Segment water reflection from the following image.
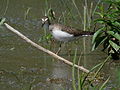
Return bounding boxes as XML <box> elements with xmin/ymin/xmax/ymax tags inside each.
<box><xmin>0</xmin><ymin>0</ymin><xmax>120</xmax><ymax>90</ymax></box>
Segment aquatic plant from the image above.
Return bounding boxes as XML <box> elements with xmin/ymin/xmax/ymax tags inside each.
<box><xmin>72</xmin><ymin>49</ymin><xmax>110</xmax><ymax>90</ymax></box>
<box><xmin>92</xmin><ymin>0</ymin><xmax>120</xmax><ymax>60</ymax></box>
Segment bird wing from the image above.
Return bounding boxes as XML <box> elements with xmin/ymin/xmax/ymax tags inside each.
<box><xmin>56</xmin><ymin>24</ymin><xmax>94</xmax><ymax>36</ymax></box>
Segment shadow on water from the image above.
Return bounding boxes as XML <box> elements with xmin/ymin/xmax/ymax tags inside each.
<box><xmin>0</xmin><ymin>0</ymin><xmax>120</xmax><ymax>90</ymax></box>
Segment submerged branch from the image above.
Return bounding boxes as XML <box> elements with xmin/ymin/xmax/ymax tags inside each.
<box><xmin>4</xmin><ymin>23</ymin><xmax>90</xmax><ymax>73</ymax></box>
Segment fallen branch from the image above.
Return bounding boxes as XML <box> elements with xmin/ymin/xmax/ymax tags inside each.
<box><xmin>4</xmin><ymin>23</ymin><xmax>90</xmax><ymax>73</ymax></box>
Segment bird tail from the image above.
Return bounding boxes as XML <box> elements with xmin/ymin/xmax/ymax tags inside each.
<box><xmin>74</xmin><ymin>31</ymin><xmax>94</xmax><ymax>37</ymax></box>
<box><xmin>81</xmin><ymin>31</ymin><xmax>94</xmax><ymax>36</ymax></box>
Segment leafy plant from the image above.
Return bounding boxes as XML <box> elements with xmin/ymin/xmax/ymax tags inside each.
<box><xmin>92</xmin><ymin>0</ymin><xmax>120</xmax><ymax>60</ymax></box>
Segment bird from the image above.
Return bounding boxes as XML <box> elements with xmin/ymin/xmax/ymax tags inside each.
<box><xmin>41</xmin><ymin>16</ymin><xmax>94</xmax><ymax>42</ymax></box>
<box><xmin>41</xmin><ymin>16</ymin><xmax>94</xmax><ymax>54</ymax></box>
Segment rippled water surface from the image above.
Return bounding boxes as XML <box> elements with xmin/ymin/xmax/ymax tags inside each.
<box><xmin>0</xmin><ymin>0</ymin><xmax>120</xmax><ymax>90</ymax></box>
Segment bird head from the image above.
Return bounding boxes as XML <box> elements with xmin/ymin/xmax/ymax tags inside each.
<box><xmin>41</xmin><ymin>16</ymin><xmax>50</xmax><ymax>27</ymax></box>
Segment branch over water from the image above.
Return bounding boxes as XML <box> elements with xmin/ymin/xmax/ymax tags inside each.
<box><xmin>4</xmin><ymin>23</ymin><xmax>90</xmax><ymax>73</ymax></box>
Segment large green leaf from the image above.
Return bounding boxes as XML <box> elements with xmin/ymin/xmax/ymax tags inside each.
<box><xmin>112</xmin><ymin>21</ymin><xmax>120</xmax><ymax>27</ymax></box>
<box><xmin>92</xmin><ymin>36</ymin><xmax>107</xmax><ymax>51</ymax></box>
<box><xmin>94</xmin><ymin>18</ymin><xmax>106</xmax><ymax>24</ymax></box>
<box><xmin>109</xmin><ymin>40</ymin><xmax>120</xmax><ymax>51</ymax></box>
<box><xmin>95</xmin><ymin>12</ymin><xmax>104</xmax><ymax>18</ymax></box>
<box><xmin>92</xmin><ymin>27</ymin><xmax>104</xmax><ymax>44</ymax></box>
<box><xmin>107</xmin><ymin>31</ymin><xmax>120</xmax><ymax>41</ymax></box>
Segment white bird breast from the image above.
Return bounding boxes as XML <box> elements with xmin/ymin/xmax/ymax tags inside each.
<box><xmin>51</xmin><ymin>29</ymin><xmax>74</xmax><ymax>42</ymax></box>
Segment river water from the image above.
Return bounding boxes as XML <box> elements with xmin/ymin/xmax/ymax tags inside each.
<box><xmin>0</xmin><ymin>0</ymin><xmax>120</xmax><ymax>90</ymax></box>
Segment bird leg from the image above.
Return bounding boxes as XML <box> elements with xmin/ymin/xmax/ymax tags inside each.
<box><xmin>56</xmin><ymin>42</ymin><xmax>62</xmax><ymax>55</ymax></box>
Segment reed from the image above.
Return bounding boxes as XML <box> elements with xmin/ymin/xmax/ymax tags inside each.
<box><xmin>2</xmin><ymin>0</ymin><xmax>9</xmax><ymax>17</ymax></box>
<box><xmin>72</xmin><ymin>54</ymin><xmax>110</xmax><ymax>90</ymax></box>
<box><xmin>72</xmin><ymin>48</ymin><xmax>77</xmax><ymax>90</ymax></box>
<box><xmin>24</xmin><ymin>7</ymin><xmax>31</xmax><ymax>20</ymax></box>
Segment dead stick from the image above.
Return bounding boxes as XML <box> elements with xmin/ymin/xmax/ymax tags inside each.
<box><xmin>4</xmin><ymin>23</ymin><xmax>90</xmax><ymax>73</ymax></box>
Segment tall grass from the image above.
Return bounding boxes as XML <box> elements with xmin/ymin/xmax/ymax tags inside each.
<box><xmin>58</xmin><ymin>0</ymin><xmax>98</xmax><ymax>31</ymax></box>
<box><xmin>3</xmin><ymin>0</ymin><xmax>9</xmax><ymax>17</ymax></box>
<box><xmin>43</xmin><ymin>0</ymin><xmax>101</xmax><ymax>31</ymax></box>
<box><xmin>24</xmin><ymin>7</ymin><xmax>31</xmax><ymax>20</ymax></box>
<box><xmin>72</xmin><ymin>50</ymin><xmax>111</xmax><ymax>89</ymax></box>
<box><xmin>72</xmin><ymin>48</ymin><xmax>77</xmax><ymax>90</ymax></box>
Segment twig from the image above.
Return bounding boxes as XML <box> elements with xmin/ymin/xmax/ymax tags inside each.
<box><xmin>4</xmin><ymin>23</ymin><xmax>90</xmax><ymax>73</ymax></box>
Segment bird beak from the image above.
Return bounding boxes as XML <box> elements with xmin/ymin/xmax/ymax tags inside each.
<box><xmin>41</xmin><ymin>22</ymin><xmax>44</xmax><ymax>27</ymax></box>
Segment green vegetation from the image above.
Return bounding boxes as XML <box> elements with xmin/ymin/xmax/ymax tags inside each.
<box><xmin>40</xmin><ymin>0</ymin><xmax>120</xmax><ymax>89</ymax></box>
<box><xmin>92</xmin><ymin>0</ymin><xmax>120</xmax><ymax>60</ymax></box>
<box><xmin>42</xmin><ymin>0</ymin><xmax>120</xmax><ymax>60</ymax></box>
<box><xmin>72</xmin><ymin>49</ymin><xmax>110</xmax><ymax>90</ymax></box>
<box><xmin>0</xmin><ymin>0</ymin><xmax>120</xmax><ymax>89</ymax></box>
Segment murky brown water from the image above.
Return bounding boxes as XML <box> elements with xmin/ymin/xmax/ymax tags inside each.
<box><xmin>0</xmin><ymin>0</ymin><xmax>120</xmax><ymax>90</ymax></box>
